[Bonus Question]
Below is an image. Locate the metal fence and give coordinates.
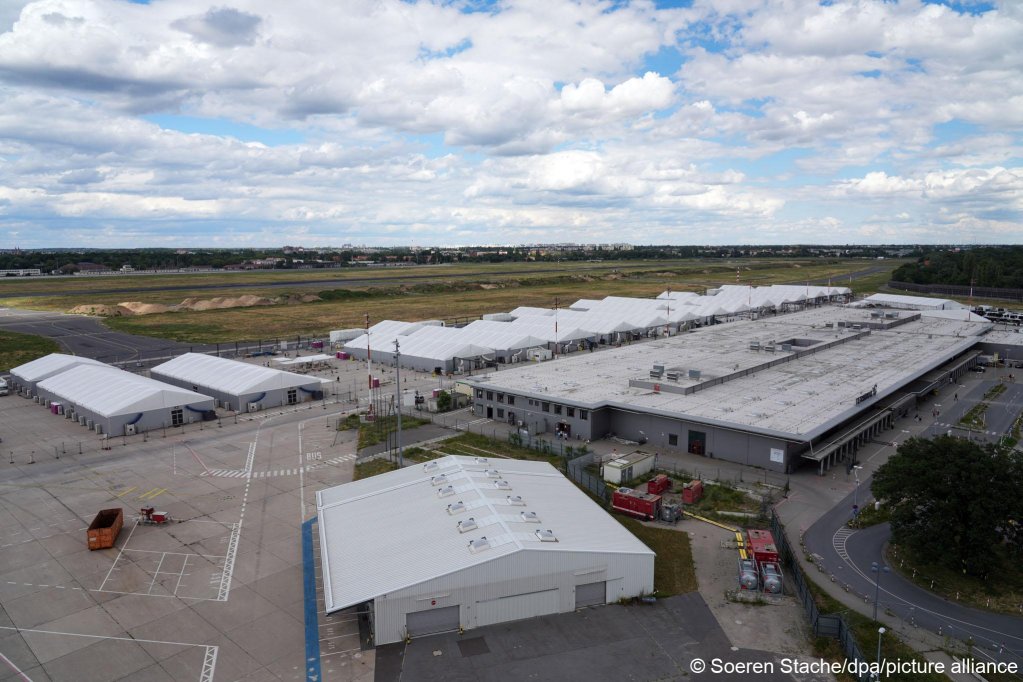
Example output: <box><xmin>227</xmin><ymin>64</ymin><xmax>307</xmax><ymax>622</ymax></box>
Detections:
<box><xmin>888</xmin><ymin>280</ymin><xmax>1023</xmax><ymax>303</ymax></box>
<box><xmin>770</xmin><ymin>512</ymin><xmax>871</xmax><ymax>681</ymax></box>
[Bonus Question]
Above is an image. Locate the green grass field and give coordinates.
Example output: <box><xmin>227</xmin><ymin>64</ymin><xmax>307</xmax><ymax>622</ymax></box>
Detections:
<box><xmin>0</xmin><ymin>330</ymin><xmax>60</xmax><ymax>372</ymax></box>
<box><xmin>73</xmin><ymin>258</ymin><xmax>902</xmax><ymax>343</ymax></box>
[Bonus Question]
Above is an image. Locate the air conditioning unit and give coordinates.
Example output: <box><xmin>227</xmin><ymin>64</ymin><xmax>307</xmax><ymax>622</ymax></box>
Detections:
<box><xmin>125</xmin><ymin>424</ymin><xmax>137</xmax><ymax>436</ymax></box>
<box><xmin>86</xmin><ymin>419</ymin><xmax>93</xmax><ymax>429</ymax></box>
<box><xmin>95</xmin><ymin>424</ymin><xmax>103</xmax><ymax>434</ymax></box>
<box><xmin>79</xmin><ymin>415</ymin><xmax>86</xmax><ymax>425</ymax></box>
<box><xmin>33</xmin><ymin>395</ymin><xmax>39</xmax><ymax>403</ymax></box>
<box><xmin>248</xmin><ymin>403</ymin><xmax>259</xmax><ymax>413</ymax></box>
<box><xmin>45</xmin><ymin>400</ymin><xmax>51</xmax><ymax>407</ymax></box>
<box><xmin>65</xmin><ymin>410</ymin><xmax>74</xmax><ymax>420</ymax></box>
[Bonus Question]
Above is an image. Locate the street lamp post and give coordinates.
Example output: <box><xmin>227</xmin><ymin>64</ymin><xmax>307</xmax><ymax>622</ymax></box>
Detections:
<box><xmin>394</xmin><ymin>339</ymin><xmax>403</xmax><ymax>468</ymax></box>
<box><xmin>852</xmin><ymin>465</ymin><xmax>863</xmax><ymax>517</ymax></box>
<box><xmin>871</xmin><ymin>562</ymin><xmax>890</xmax><ymax>621</ymax></box>
<box><xmin>875</xmin><ymin>627</ymin><xmax>886</xmax><ymax>680</ymax></box>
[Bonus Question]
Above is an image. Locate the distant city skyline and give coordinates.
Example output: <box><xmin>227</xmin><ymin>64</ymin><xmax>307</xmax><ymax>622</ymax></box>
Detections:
<box><xmin>0</xmin><ymin>0</ymin><xmax>1020</xmax><ymax>248</ymax></box>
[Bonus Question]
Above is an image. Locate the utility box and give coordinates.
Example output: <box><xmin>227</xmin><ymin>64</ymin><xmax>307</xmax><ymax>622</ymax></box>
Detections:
<box><xmin>611</xmin><ymin>488</ymin><xmax>661</xmax><ymax>520</ymax></box>
<box><xmin>746</xmin><ymin>528</ymin><xmax>779</xmax><ymax>565</ymax></box>
<box><xmin>602</xmin><ymin>451</ymin><xmax>656</xmax><ymax>484</ymax></box>
<box><xmin>682</xmin><ymin>480</ymin><xmax>704</xmax><ymax>504</ymax></box>
<box><xmin>525</xmin><ymin>347</ymin><xmax>553</xmax><ymax>362</ymax></box>
<box><xmin>87</xmin><ymin>508</ymin><xmax>123</xmax><ymax>550</ymax></box>
<box><xmin>647</xmin><ymin>474</ymin><xmax>671</xmax><ymax>495</ymax></box>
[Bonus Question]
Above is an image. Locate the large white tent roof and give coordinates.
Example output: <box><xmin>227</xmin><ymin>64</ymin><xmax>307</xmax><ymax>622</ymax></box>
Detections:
<box><xmin>11</xmin><ymin>353</ymin><xmax>107</xmax><ymax>384</ymax></box>
<box><xmin>153</xmin><ymin>353</ymin><xmax>317</xmax><ymax>394</ymax></box>
<box><xmin>316</xmin><ymin>455</ymin><xmax>653</xmax><ymax>613</ymax></box>
<box><xmin>344</xmin><ymin>320</ymin><xmax>425</xmax><ymax>352</ymax></box>
<box><xmin>38</xmin><ymin>365</ymin><xmax>212</xmax><ymax>417</ymax></box>
<box><xmin>861</xmin><ymin>293</ymin><xmax>965</xmax><ymax>310</ymax></box>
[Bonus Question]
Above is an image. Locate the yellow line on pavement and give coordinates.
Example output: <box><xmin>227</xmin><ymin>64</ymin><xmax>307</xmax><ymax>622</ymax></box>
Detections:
<box><xmin>136</xmin><ymin>488</ymin><xmax>166</xmax><ymax>501</ymax></box>
<box><xmin>114</xmin><ymin>486</ymin><xmax>137</xmax><ymax>498</ymax></box>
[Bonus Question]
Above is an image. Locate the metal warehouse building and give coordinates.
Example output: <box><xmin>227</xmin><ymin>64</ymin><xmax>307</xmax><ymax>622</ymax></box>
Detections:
<box><xmin>464</xmin><ymin>305</ymin><xmax>992</xmax><ymax>474</ymax></box>
<box><xmin>9</xmin><ymin>353</ymin><xmax>107</xmax><ymax>396</ymax></box>
<box><xmin>150</xmin><ymin>353</ymin><xmax>325</xmax><ymax>412</ymax></box>
<box><xmin>34</xmin><ymin>364</ymin><xmax>215</xmax><ymax>436</ymax></box>
<box><xmin>316</xmin><ymin>455</ymin><xmax>654</xmax><ymax>644</ymax></box>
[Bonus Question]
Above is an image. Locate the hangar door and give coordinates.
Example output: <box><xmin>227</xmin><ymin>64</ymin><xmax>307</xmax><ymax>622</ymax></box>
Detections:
<box><xmin>474</xmin><ymin>589</ymin><xmax>559</xmax><ymax>628</ymax></box>
<box><xmin>575</xmin><ymin>581</ymin><xmax>606</xmax><ymax>608</ymax></box>
<box><xmin>406</xmin><ymin>605</ymin><xmax>460</xmax><ymax>638</ymax></box>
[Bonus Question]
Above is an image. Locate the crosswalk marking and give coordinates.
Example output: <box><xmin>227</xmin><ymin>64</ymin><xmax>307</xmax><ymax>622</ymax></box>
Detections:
<box><xmin>833</xmin><ymin>527</ymin><xmax>855</xmax><ymax>562</ymax></box>
<box><xmin>200</xmin><ymin>453</ymin><xmax>357</xmax><ymax>479</ymax></box>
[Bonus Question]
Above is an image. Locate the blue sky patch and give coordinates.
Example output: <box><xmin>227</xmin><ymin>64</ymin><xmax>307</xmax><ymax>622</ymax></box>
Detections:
<box><xmin>144</xmin><ymin>115</ymin><xmax>305</xmax><ymax>146</ymax></box>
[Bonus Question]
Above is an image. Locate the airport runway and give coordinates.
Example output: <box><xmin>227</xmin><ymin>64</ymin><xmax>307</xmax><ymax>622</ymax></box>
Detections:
<box><xmin>0</xmin><ymin>308</ymin><xmax>280</xmax><ymax>367</ymax></box>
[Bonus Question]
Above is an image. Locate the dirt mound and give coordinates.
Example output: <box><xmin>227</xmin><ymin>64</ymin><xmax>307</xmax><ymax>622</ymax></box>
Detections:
<box><xmin>69</xmin><ymin>304</ymin><xmax>126</xmax><ymax>316</ymax></box>
<box><xmin>70</xmin><ymin>293</ymin><xmax>293</xmax><ymax>317</ymax></box>
<box><xmin>179</xmin><ymin>295</ymin><xmax>274</xmax><ymax>311</ymax></box>
<box><xmin>118</xmin><ymin>301</ymin><xmax>173</xmax><ymax>315</ymax></box>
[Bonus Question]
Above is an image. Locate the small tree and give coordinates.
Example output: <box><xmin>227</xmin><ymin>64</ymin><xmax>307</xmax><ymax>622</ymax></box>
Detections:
<box><xmin>435</xmin><ymin>390</ymin><xmax>452</xmax><ymax>412</ymax></box>
<box><xmin>872</xmin><ymin>436</ymin><xmax>1023</xmax><ymax>576</ymax></box>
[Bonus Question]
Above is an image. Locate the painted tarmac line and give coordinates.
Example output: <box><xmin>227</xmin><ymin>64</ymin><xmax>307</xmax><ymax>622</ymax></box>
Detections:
<box><xmin>302</xmin><ymin>516</ymin><xmax>322</xmax><ymax>682</ymax></box>
<box><xmin>114</xmin><ymin>486</ymin><xmax>137</xmax><ymax>498</ymax></box>
<box><xmin>0</xmin><ymin>625</ymin><xmax>219</xmax><ymax>682</ymax></box>
<box><xmin>99</xmin><ymin>520</ymin><xmax>139</xmax><ymax>592</ymax></box>
<box><xmin>0</xmin><ymin>651</ymin><xmax>32</xmax><ymax>682</ymax></box>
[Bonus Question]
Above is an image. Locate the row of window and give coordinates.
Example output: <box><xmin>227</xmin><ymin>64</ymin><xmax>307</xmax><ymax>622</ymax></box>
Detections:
<box><xmin>476</xmin><ymin>390</ymin><xmax>587</xmax><ymax>420</ymax></box>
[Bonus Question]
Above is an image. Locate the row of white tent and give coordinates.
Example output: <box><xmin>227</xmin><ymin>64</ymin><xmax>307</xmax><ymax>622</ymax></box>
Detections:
<box><xmin>341</xmin><ymin>284</ymin><xmax>851</xmax><ymax>373</ymax></box>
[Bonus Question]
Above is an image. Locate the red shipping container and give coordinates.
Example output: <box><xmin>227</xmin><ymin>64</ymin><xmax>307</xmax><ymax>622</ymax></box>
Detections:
<box><xmin>682</xmin><ymin>480</ymin><xmax>704</xmax><ymax>504</ymax></box>
<box><xmin>647</xmin><ymin>474</ymin><xmax>671</xmax><ymax>495</ymax></box>
<box><xmin>746</xmin><ymin>528</ymin><xmax>779</xmax><ymax>564</ymax></box>
<box><xmin>611</xmin><ymin>488</ymin><xmax>661</xmax><ymax>520</ymax></box>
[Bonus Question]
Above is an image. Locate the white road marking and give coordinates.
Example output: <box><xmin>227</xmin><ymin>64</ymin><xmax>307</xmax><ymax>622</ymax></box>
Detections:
<box><xmin>99</xmin><ymin>520</ymin><xmax>139</xmax><ymax>592</ymax></box>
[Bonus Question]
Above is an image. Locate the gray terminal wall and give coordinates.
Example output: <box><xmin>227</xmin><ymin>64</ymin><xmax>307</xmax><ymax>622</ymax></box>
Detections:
<box><xmin>148</xmin><ymin>372</ymin><xmax>321</xmax><ymax>412</ymax></box>
<box><xmin>369</xmin><ymin>549</ymin><xmax>654</xmax><ymax>645</ymax></box>
<box><xmin>472</xmin><ymin>390</ymin><xmax>795</xmax><ymax>473</ymax></box>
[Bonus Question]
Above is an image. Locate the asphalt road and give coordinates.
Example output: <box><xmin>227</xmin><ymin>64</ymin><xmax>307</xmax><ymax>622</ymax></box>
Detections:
<box><xmin>804</xmin><ymin>478</ymin><xmax>1023</xmax><ymax>667</ymax></box>
<box><xmin>0</xmin><ymin>308</ymin><xmax>278</xmax><ymax>367</ymax></box>
<box><xmin>923</xmin><ymin>377</ymin><xmax>1023</xmax><ymax>443</ymax></box>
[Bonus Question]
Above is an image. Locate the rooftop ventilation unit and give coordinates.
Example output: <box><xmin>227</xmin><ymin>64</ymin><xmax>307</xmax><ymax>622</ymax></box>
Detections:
<box><xmin>665</xmin><ymin>370</ymin><xmax>680</xmax><ymax>381</ymax></box>
<box><xmin>749</xmin><ymin>341</ymin><xmax>761</xmax><ymax>350</ymax></box>
<box><xmin>430</xmin><ymin>474</ymin><xmax>449</xmax><ymax>486</ymax></box>
<box><xmin>474</xmin><ymin>457</ymin><xmax>489</xmax><ymax>464</ymax></box>
<box><xmin>688</xmin><ymin>369</ymin><xmax>701</xmax><ymax>380</ymax></box>
<box><xmin>447</xmin><ymin>501</ymin><xmax>467</xmax><ymax>515</ymax></box>
<box><xmin>506</xmin><ymin>495</ymin><xmax>525</xmax><ymax>506</ymax></box>
<box><xmin>494</xmin><ymin>480</ymin><xmax>512</xmax><ymax>490</ymax></box>
<box><xmin>423</xmin><ymin>461</ymin><xmax>440</xmax><ymax>473</ymax></box>
<box><xmin>457</xmin><ymin>518</ymin><xmax>478</xmax><ymax>533</ymax></box>
<box><xmin>534</xmin><ymin>529</ymin><xmax>558</xmax><ymax>543</ymax></box>
<box><xmin>870</xmin><ymin>311</ymin><xmax>883</xmax><ymax>318</ymax></box>
<box><xmin>468</xmin><ymin>537</ymin><xmax>491</xmax><ymax>553</ymax></box>
<box><xmin>763</xmin><ymin>343</ymin><xmax>775</xmax><ymax>352</ymax></box>
<box><xmin>885</xmin><ymin>312</ymin><xmax>899</xmax><ymax>319</ymax></box>
<box><xmin>837</xmin><ymin>321</ymin><xmax>846</xmax><ymax>327</ymax></box>
<box><xmin>649</xmin><ymin>364</ymin><xmax>664</xmax><ymax>379</ymax></box>
<box><xmin>437</xmin><ymin>485</ymin><xmax>455</xmax><ymax>498</ymax></box>
<box><xmin>520</xmin><ymin>511</ymin><xmax>540</xmax><ymax>523</ymax></box>
<box><xmin>781</xmin><ymin>343</ymin><xmax>793</xmax><ymax>351</ymax></box>
<box><xmin>485</xmin><ymin>469</ymin><xmax>501</xmax><ymax>478</ymax></box>
<box><xmin>824</xmin><ymin>322</ymin><xmax>834</xmax><ymax>328</ymax></box>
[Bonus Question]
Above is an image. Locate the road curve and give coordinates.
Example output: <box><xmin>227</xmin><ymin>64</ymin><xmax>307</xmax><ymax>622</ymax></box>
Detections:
<box><xmin>803</xmin><ymin>478</ymin><xmax>1023</xmax><ymax>666</ymax></box>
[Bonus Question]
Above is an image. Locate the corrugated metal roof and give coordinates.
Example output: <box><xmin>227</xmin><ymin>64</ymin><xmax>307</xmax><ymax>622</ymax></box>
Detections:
<box><xmin>37</xmin><ymin>365</ymin><xmax>213</xmax><ymax>417</ymax></box>
<box><xmin>152</xmin><ymin>353</ymin><xmax>318</xmax><ymax>394</ymax></box>
<box><xmin>10</xmin><ymin>353</ymin><xmax>107</xmax><ymax>383</ymax></box>
<box><xmin>316</xmin><ymin>456</ymin><xmax>653</xmax><ymax>613</ymax></box>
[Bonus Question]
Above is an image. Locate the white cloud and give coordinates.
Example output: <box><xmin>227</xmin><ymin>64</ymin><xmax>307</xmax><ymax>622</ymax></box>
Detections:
<box><xmin>0</xmin><ymin>0</ymin><xmax>1019</xmax><ymax>245</ymax></box>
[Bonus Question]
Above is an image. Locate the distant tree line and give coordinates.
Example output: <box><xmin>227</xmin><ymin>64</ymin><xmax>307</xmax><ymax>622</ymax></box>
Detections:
<box><xmin>892</xmin><ymin>246</ymin><xmax>1023</xmax><ymax>289</ymax></box>
<box><xmin>0</xmin><ymin>243</ymin><xmax>926</xmax><ymax>274</ymax></box>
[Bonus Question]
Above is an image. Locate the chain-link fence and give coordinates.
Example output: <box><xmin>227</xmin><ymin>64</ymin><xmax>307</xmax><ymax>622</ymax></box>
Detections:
<box><xmin>771</xmin><ymin>512</ymin><xmax>871</xmax><ymax>682</ymax></box>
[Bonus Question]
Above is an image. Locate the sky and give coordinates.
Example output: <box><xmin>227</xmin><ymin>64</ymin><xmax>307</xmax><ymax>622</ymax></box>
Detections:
<box><xmin>0</xmin><ymin>0</ymin><xmax>1020</xmax><ymax>248</ymax></box>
